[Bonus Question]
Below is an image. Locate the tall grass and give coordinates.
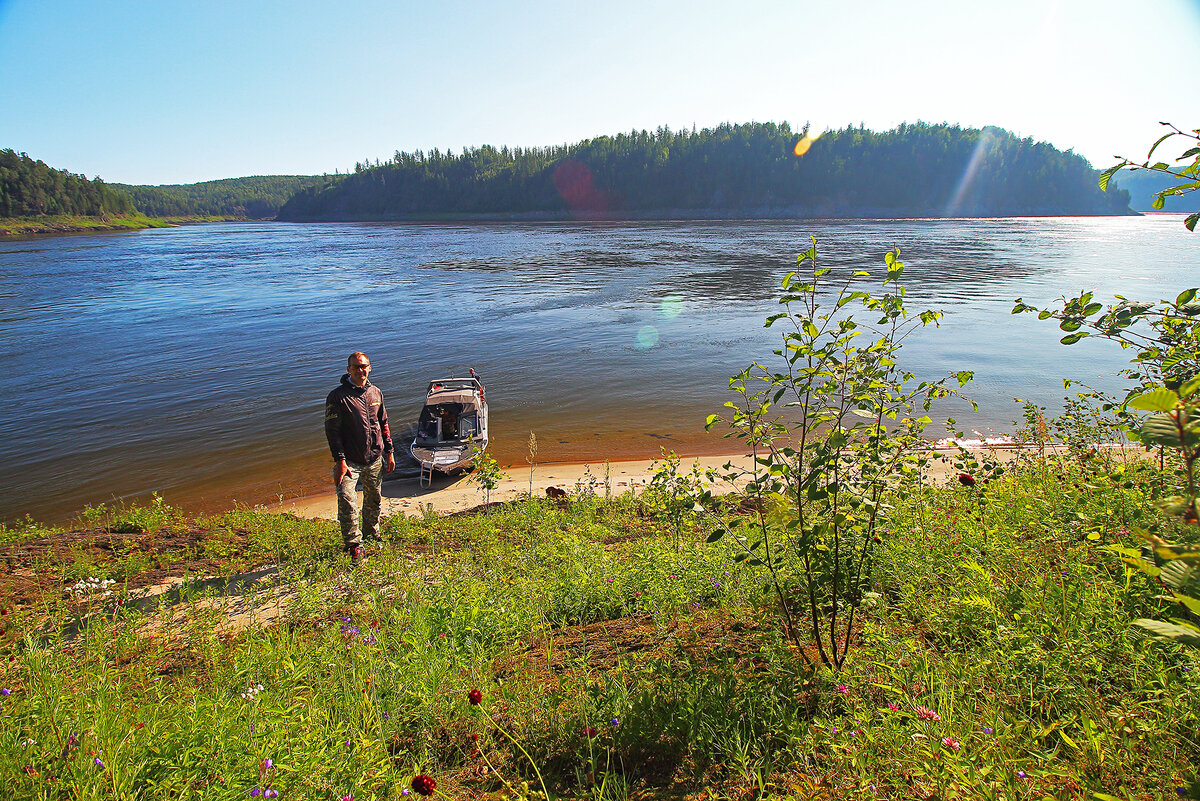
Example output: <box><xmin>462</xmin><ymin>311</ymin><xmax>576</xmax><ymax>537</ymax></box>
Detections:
<box><xmin>1</xmin><ymin>459</ymin><xmax>1196</xmax><ymax>799</ymax></box>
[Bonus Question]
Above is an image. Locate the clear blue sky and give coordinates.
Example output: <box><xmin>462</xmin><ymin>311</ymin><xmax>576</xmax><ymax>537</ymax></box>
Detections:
<box><xmin>2</xmin><ymin>0</ymin><xmax>1197</xmax><ymax>185</ymax></box>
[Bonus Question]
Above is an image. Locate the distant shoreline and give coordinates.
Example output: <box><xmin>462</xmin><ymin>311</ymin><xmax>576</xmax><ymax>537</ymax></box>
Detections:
<box><xmin>279</xmin><ymin>207</ymin><xmax>1144</xmax><ymax>224</ymax></box>
<box><xmin>1</xmin><ymin>208</ymin><xmax>1147</xmax><ymax>238</ymax></box>
<box><xmin>0</xmin><ymin>214</ymin><xmax>248</xmax><ymax>237</ymax></box>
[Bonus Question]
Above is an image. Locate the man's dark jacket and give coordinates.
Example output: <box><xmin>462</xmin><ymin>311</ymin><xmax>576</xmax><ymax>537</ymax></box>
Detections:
<box><xmin>325</xmin><ymin>375</ymin><xmax>394</xmax><ymax>465</ymax></box>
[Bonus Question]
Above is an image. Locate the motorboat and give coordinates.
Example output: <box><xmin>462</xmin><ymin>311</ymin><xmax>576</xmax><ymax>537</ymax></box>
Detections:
<box><xmin>409</xmin><ymin>372</ymin><xmax>489</xmax><ymax>488</ymax></box>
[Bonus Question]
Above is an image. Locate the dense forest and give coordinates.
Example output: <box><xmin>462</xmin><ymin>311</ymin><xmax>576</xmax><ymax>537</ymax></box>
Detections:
<box><xmin>111</xmin><ymin>175</ymin><xmax>327</xmax><ymax>219</ymax></box>
<box><xmin>278</xmin><ymin>122</ymin><xmax>1133</xmax><ymax>221</ymax></box>
<box><xmin>0</xmin><ymin>149</ymin><xmax>134</xmax><ymax>218</ymax></box>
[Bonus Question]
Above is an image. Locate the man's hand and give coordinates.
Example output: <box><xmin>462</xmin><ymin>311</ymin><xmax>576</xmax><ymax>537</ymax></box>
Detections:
<box><xmin>333</xmin><ymin>460</ymin><xmax>349</xmax><ymax>487</ymax></box>
<box><xmin>386</xmin><ymin>453</ymin><xmax>396</xmax><ymax>474</ymax></box>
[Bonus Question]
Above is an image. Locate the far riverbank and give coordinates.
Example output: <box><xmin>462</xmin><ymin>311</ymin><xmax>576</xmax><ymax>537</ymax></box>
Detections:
<box><xmin>0</xmin><ymin>214</ymin><xmax>245</xmax><ymax>237</ymax></box>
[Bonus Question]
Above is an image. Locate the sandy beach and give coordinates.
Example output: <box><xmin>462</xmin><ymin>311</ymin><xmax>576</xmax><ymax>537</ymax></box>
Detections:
<box><xmin>274</xmin><ymin>446</ymin><xmax>1037</xmax><ymax>521</ymax></box>
<box><xmin>273</xmin><ymin>454</ymin><xmax>753</xmax><ymax>519</ymax></box>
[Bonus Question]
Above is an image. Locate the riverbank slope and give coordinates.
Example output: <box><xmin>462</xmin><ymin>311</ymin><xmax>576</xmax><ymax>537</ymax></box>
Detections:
<box><xmin>0</xmin><ymin>214</ymin><xmax>239</xmax><ymax>236</ymax></box>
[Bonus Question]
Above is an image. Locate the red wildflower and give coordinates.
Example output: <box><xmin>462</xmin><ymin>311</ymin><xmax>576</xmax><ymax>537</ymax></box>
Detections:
<box><xmin>467</xmin><ymin>689</ymin><xmax>483</xmax><ymax>706</ymax></box>
<box><xmin>412</xmin><ymin>774</ymin><xmax>437</xmax><ymax>796</ymax></box>
<box><xmin>586</xmin><ymin>726</ymin><xmax>597</xmax><ymax>737</ymax></box>
<box><xmin>916</xmin><ymin>706</ymin><xmax>942</xmax><ymax>721</ymax></box>
<box><xmin>957</xmin><ymin>473</ymin><xmax>976</xmax><ymax>487</ymax></box>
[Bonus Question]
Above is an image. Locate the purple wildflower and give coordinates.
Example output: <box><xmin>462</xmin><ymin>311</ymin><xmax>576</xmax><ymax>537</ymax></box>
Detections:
<box><xmin>251</xmin><ymin>790</ymin><xmax>262</xmax><ymax>798</ymax></box>
<box><xmin>1</xmin><ymin>688</ymin><xmax>10</xmax><ymax>696</ymax></box>
<box><xmin>94</xmin><ymin>757</ymin><xmax>104</xmax><ymax>768</ymax></box>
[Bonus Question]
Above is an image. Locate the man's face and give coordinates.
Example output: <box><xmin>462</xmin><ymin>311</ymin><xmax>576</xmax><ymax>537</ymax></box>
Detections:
<box><xmin>348</xmin><ymin>355</ymin><xmax>372</xmax><ymax>386</ymax></box>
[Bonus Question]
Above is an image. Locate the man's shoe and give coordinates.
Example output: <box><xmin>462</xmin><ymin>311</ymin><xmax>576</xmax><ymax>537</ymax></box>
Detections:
<box><xmin>348</xmin><ymin>545</ymin><xmax>363</xmax><ymax>566</ymax></box>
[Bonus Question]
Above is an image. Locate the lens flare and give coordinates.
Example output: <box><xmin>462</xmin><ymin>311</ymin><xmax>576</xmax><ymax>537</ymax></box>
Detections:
<box><xmin>636</xmin><ymin>325</ymin><xmax>659</xmax><ymax>349</ymax></box>
<box><xmin>946</xmin><ymin>129</ymin><xmax>996</xmax><ymax>216</ymax></box>
<box><xmin>793</xmin><ymin>133</ymin><xmax>818</xmax><ymax>157</ymax></box>
<box><xmin>660</xmin><ymin>295</ymin><xmax>684</xmax><ymax>318</ymax></box>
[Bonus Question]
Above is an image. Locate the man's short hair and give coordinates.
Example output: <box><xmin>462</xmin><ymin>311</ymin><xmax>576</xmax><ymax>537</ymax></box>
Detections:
<box><xmin>347</xmin><ymin>351</ymin><xmax>369</xmax><ymax>366</ymax></box>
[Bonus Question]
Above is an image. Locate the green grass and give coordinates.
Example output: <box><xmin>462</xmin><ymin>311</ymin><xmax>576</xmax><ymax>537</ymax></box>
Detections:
<box><xmin>0</xmin><ymin>455</ymin><xmax>1196</xmax><ymax>800</ymax></box>
<box><xmin>0</xmin><ymin>214</ymin><xmax>246</xmax><ymax>236</ymax></box>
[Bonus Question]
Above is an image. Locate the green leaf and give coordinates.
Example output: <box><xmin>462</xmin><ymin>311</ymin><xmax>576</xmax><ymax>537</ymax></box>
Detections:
<box><xmin>1038</xmin><ymin>310</ymin><xmax>1053</xmax><ymax>320</ymax></box>
<box><xmin>1133</xmin><ymin>618</ymin><xmax>1200</xmax><ymax>648</ymax></box>
<box><xmin>1060</xmin><ymin>333</ymin><xmax>1085</xmax><ymax>345</ymax></box>
<box><xmin>1177</xmin><ymin>288</ymin><xmax>1198</xmax><ymax>306</ymax></box>
<box><xmin>1059</xmin><ymin>318</ymin><xmax>1082</xmax><ymax>331</ymax></box>
<box><xmin>705</xmin><ymin>528</ymin><xmax>726</xmax><ymax>543</ymax></box>
<box><xmin>1140</xmin><ymin>412</ymin><xmax>1182</xmax><ymax>447</ymax></box>
<box><xmin>1127</xmin><ymin>388</ymin><xmax>1179</xmax><ymax>412</ymax></box>
<box><xmin>1083</xmin><ymin>302</ymin><xmax>1104</xmax><ymax>316</ymax></box>
<box><xmin>1098</xmin><ymin>164</ymin><xmax>1122</xmax><ymax>192</ymax></box>
<box><xmin>1186</xmin><ymin>211</ymin><xmax>1198</xmax><ymax>232</ymax></box>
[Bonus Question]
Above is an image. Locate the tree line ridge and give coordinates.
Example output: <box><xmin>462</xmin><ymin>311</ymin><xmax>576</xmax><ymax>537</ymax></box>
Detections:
<box><xmin>2</xmin><ymin>122</ymin><xmax>1134</xmax><ymax>225</ymax></box>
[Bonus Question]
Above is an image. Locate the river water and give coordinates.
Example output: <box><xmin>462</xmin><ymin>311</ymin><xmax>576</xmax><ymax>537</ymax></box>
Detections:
<box><xmin>2</xmin><ymin>216</ymin><xmax>1196</xmax><ymax>523</ymax></box>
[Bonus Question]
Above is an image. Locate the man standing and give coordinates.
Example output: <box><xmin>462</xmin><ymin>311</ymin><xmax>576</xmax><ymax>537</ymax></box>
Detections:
<box><xmin>324</xmin><ymin>351</ymin><xmax>395</xmax><ymax>564</ymax></box>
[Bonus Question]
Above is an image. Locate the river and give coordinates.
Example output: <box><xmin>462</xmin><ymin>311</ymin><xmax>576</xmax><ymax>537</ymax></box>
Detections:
<box><xmin>1</xmin><ymin>215</ymin><xmax>1195</xmax><ymax>523</ymax></box>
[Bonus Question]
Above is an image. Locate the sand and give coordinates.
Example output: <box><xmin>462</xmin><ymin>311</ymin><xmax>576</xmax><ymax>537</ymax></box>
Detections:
<box><xmin>272</xmin><ymin>446</ymin><xmax>1038</xmax><ymax>521</ymax></box>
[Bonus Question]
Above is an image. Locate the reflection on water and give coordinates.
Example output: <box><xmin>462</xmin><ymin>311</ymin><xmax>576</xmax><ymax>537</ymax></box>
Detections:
<box><xmin>1</xmin><ymin>216</ymin><xmax>1196</xmax><ymax>522</ymax></box>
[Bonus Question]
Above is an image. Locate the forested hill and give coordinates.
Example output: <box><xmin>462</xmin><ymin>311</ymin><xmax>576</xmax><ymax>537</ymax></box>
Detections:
<box><xmin>277</xmin><ymin>122</ymin><xmax>1133</xmax><ymax>221</ymax></box>
<box><xmin>111</xmin><ymin>175</ymin><xmax>327</xmax><ymax>219</ymax></box>
<box><xmin>0</xmin><ymin>149</ymin><xmax>134</xmax><ymax>218</ymax></box>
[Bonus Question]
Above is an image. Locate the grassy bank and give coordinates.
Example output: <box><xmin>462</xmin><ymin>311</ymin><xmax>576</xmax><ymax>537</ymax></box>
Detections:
<box><xmin>0</xmin><ymin>449</ymin><xmax>1195</xmax><ymax>800</ymax></box>
<box><xmin>0</xmin><ymin>214</ymin><xmax>242</xmax><ymax>236</ymax></box>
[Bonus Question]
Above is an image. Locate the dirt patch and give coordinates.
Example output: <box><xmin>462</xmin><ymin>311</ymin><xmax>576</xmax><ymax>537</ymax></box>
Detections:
<box><xmin>495</xmin><ymin>611</ymin><xmax>792</xmax><ymax>680</ymax></box>
<box><xmin>0</xmin><ymin>526</ymin><xmax>253</xmax><ymax>611</ymax></box>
